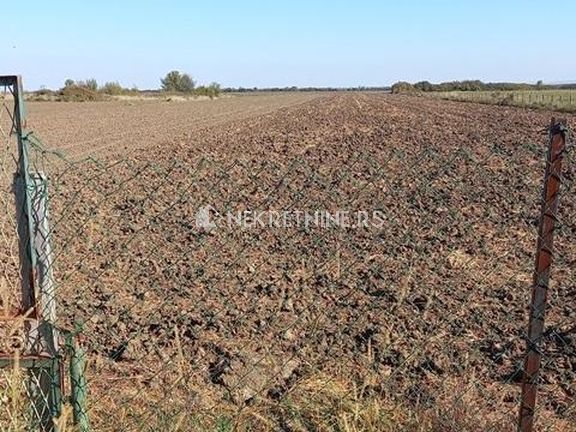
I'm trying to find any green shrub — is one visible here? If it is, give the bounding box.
[161,71,195,93]
[58,85,104,102]
[85,78,98,91]
[100,81,124,95]
[196,82,221,99]
[62,78,98,92]
[391,81,417,94]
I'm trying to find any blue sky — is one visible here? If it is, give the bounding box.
[2,0,575,90]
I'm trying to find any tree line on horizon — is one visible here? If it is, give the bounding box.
[159,71,221,98]
[218,81,576,93]
[221,85,391,92]
[31,76,576,99]
[32,71,222,101]
[390,80,576,94]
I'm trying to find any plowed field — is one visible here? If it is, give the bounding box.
[21,94,576,431]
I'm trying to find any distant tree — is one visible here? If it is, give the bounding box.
[85,78,98,91]
[64,79,75,88]
[207,82,221,99]
[100,81,124,95]
[161,71,195,92]
[195,82,221,99]
[414,81,433,92]
[390,79,549,93]
[391,81,416,94]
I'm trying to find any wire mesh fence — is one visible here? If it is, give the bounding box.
[0,82,574,431]
[0,77,59,430]
[0,79,21,350]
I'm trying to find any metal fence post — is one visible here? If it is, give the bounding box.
[68,336,89,432]
[518,118,567,432]
[30,173,62,429]
[2,74,62,431]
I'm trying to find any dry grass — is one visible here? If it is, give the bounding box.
[238,373,517,432]
[82,343,576,432]
[0,353,28,432]
[83,364,547,432]
[3,356,573,432]
[430,89,576,112]
[0,353,75,432]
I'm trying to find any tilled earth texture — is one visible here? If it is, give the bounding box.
[24,94,576,431]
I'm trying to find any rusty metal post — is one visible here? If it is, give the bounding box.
[518,118,567,432]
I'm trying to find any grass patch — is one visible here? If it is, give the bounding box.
[430,89,576,112]
[0,354,28,432]
[84,368,537,431]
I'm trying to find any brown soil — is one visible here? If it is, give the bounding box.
[16,94,576,430]
[26,93,323,159]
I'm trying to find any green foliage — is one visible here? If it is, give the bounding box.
[414,80,434,92]
[63,78,98,92]
[391,82,416,94]
[432,80,485,91]
[392,79,554,93]
[58,85,103,102]
[195,82,221,99]
[84,78,98,91]
[60,79,138,97]
[100,81,124,95]
[215,416,233,432]
[433,89,576,112]
[223,85,392,92]
[161,71,195,93]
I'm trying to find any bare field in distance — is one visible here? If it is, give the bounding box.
[26,92,325,159]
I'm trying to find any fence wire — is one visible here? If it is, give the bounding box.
[1,78,64,431]
[432,90,576,112]
[0,82,22,349]
[1,89,575,432]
